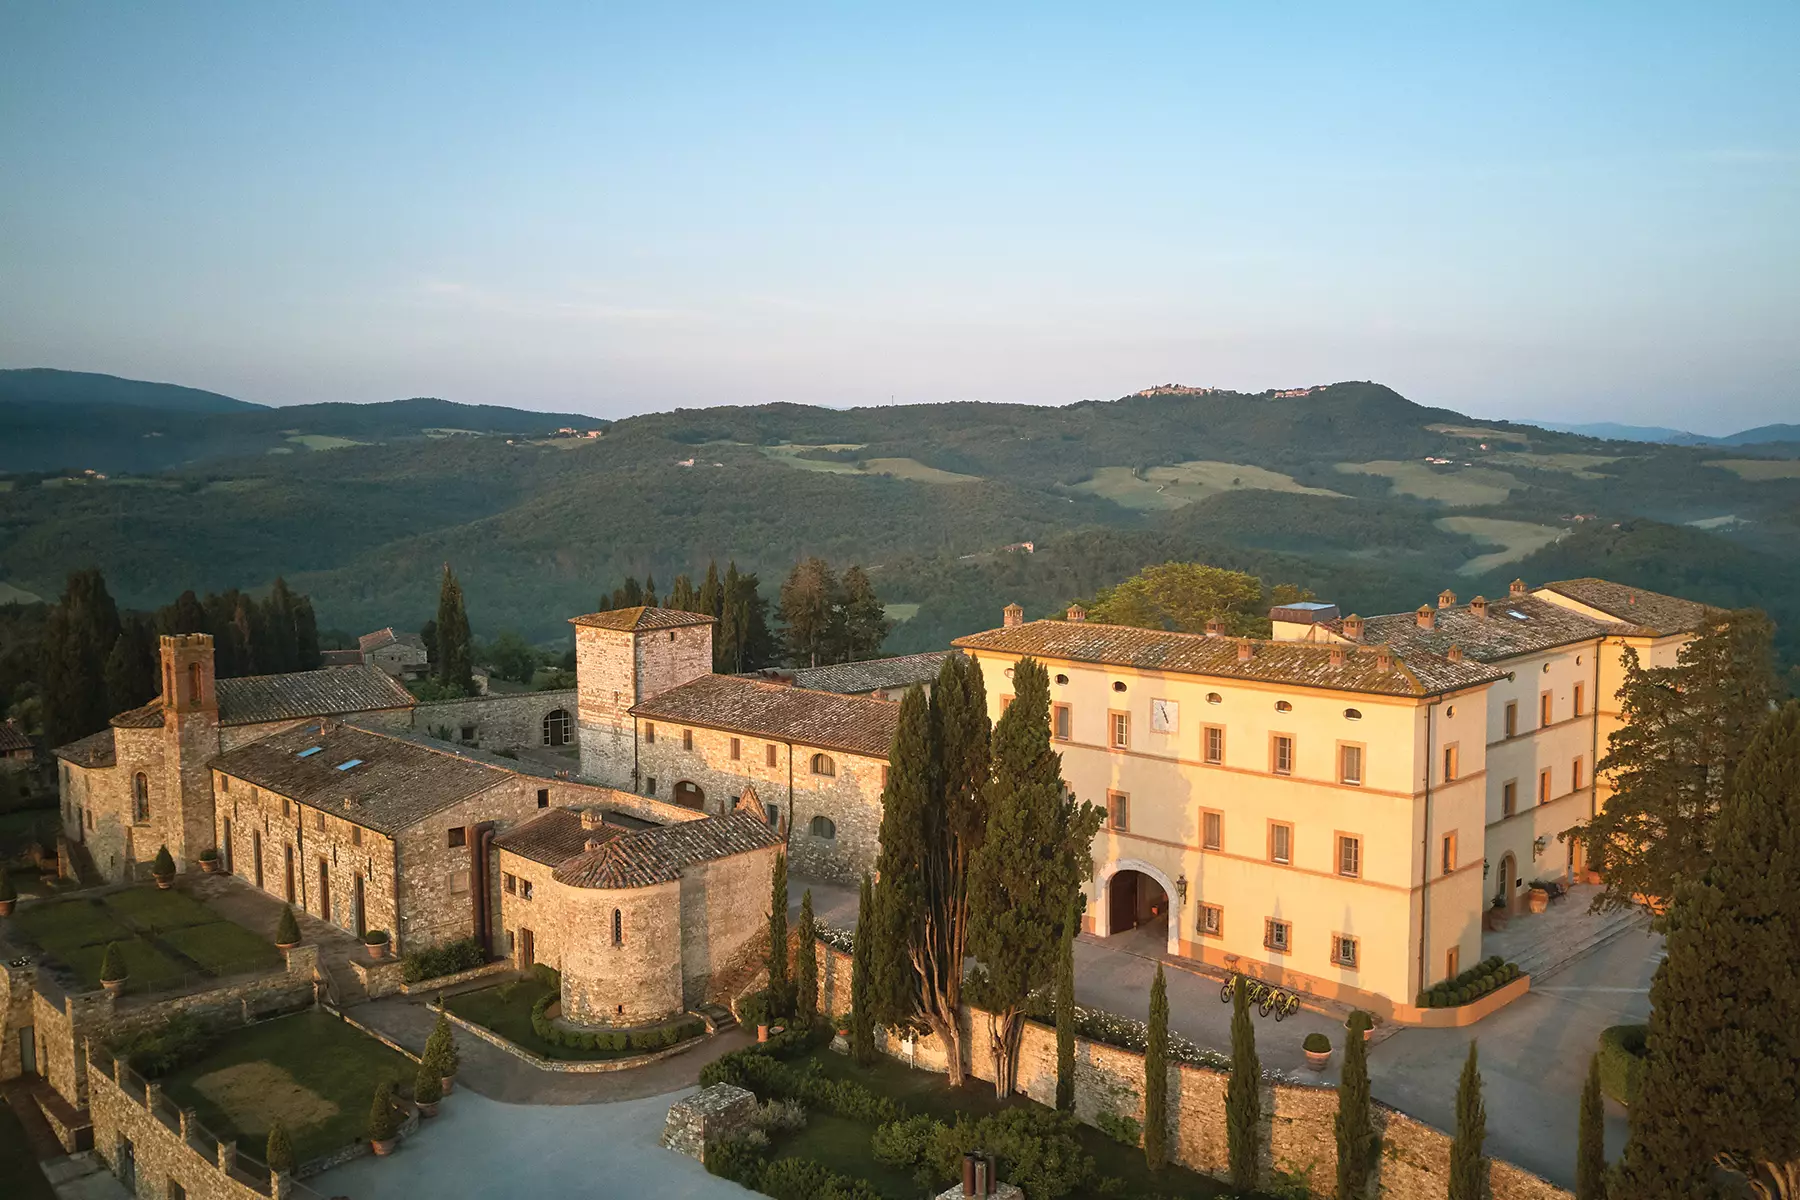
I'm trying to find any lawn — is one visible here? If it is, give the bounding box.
[446,979,701,1061]
[1071,461,1343,511]
[11,888,281,992]
[1434,516,1567,576]
[160,1010,415,1163]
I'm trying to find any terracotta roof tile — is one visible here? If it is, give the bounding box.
[631,675,900,757]
[788,651,957,696]
[551,811,782,889]
[110,701,164,729]
[54,728,116,769]
[0,722,30,754]
[215,667,414,727]
[493,807,655,868]
[1332,596,1620,663]
[1535,578,1711,636]
[569,606,717,633]
[358,627,426,654]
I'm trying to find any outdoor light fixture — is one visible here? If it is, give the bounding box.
[1175,874,1188,904]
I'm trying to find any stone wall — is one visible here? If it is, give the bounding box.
[393,778,547,953]
[813,945,1569,1200]
[411,690,579,753]
[0,960,33,1080]
[558,877,684,1026]
[678,845,777,1007]
[86,1055,271,1200]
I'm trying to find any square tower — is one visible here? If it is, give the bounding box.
[159,633,222,870]
[570,607,715,786]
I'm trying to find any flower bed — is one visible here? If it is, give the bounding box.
[1415,956,1521,1008]
[1022,991,1229,1070]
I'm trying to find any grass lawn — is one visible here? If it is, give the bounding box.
[12,888,279,991]
[0,1102,56,1200]
[444,980,660,1061]
[12,898,132,954]
[102,886,221,929]
[161,1010,414,1163]
[159,921,283,975]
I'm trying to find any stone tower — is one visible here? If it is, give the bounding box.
[570,608,715,787]
[159,634,222,870]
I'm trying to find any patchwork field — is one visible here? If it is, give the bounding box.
[1337,460,1523,506]
[1426,422,1531,445]
[1707,458,1800,481]
[1434,516,1567,576]
[883,602,921,623]
[1485,451,1620,479]
[284,433,369,451]
[11,886,281,993]
[1071,461,1344,511]
[759,444,982,484]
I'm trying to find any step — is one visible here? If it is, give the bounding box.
[694,1003,737,1033]
[1517,909,1648,982]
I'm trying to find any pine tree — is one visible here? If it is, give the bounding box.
[42,569,123,745]
[264,577,301,673]
[643,573,658,608]
[1449,1042,1488,1200]
[777,557,839,667]
[1336,1010,1374,1199]
[265,1120,295,1175]
[1577,1053,1606,1200]
[1054,895,1077,1112]
[795,889,818,1026]
[1615,702,1800,1199]
[767,852,790,1013]
[699,561,722,622]
[967,657,1101,1097]
[839,565,891,661]
[103,618,157,716]
[1226,976,1262,1191]
[1144,964,1169,1171]
[435,564,474,695]
[851,872,877,1065]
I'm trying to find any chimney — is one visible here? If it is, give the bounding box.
[1205,619,1225,638]
[1470,596,1489,618]
[1002,603,1024,628]
[584,838,600,852]
[1329,647,1345,667]
[1447,644,1464,663]
[1510,578,1528,597]
[580,808,604,831]
[1066,604,1087,623]
[1342,614,1364,641]
[1236,641,1254,662]
[1627,592,1636,606]
[1416,605,1435,630]
[1438,589,1457,609]
[1376,650,1394,671]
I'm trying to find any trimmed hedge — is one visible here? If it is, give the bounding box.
[706,1137,882,1200]
[699,1024,904,1126]
[1597,1024,1647,1106]
[400,937,486,984]
[1415,956,1521,1008]
[526,990,704,1054]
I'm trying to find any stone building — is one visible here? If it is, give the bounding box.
[777,649,956,701]
[0,717,33,771]
[358,626,430,679]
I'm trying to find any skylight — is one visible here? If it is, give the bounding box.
[335,758,363,771]
[1506,612,1530,621]
[297,746,322,757]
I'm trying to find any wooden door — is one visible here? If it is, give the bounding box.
[317,858,331,923]
[252,831,263,888]
[519,928,535,970]
[284,846,295,903]
[221,819,233,874]
[353,875,366,938]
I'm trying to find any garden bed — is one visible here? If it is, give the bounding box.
[443,977,704,1062]
[9,887,282,992]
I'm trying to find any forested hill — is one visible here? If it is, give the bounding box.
[0,368,260,414]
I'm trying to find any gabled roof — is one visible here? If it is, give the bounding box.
[788,651,957,696]
[1327,595,1622,663]
[493,806,657,868]
[631,674,901,758]
[550,811,782,889]
[953,621,1503,698]
[570,606,716,633]
[359,627,427,654]
[0,721,31,754]
[1534,578,1711,637]
[54,728,117,769]
[215,667,414,727]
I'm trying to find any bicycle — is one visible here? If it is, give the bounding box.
[1218,974,1302,1020]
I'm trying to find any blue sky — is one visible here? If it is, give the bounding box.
[1,3,1795,431]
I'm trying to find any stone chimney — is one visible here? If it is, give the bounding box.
[1470,596,1489,619]
[1376,649,1394,672]
[1205,618,1225,638]
[1510,578,1528,597]
[1342,614,1364,641]
[1438,589,1457,609]
[584,838,600,853]
[1002,603,1024,628]
[1447,644,1464,663]
[1415,605,1435,630]
[1236,641,1254,662]
[1329,647,1345,667]
[1066,604,1086,623]
[580,808,605,831]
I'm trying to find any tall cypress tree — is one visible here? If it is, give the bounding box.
[1144,964,1169,1172]
[291,594,321,669]
[767,851,790,1013]
[1336,1010,1374,1199]
[1577,1053,1607,1200]
[158,589,209,637]
[435,564,473,695]
[716,563,741,672]
[667,573,698,613]
[1054,895,1077,1112]
[795,889,818,1026]
[1449,1042,1488,1200]
[1226,977,1262,1191]
[103,617,158,716]
[1615,702,1800,1199]
[699,561,722,623]
[851,872,877,1066]
[43,569,123,745]
[643,573,658,608]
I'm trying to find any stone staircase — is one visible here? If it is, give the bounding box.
[1508,904,1649,982]
[695,1003,738,1033]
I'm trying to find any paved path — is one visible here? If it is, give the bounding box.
[317,1088,752,1200]
[184,873,372,1003]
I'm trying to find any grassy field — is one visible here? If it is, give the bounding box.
[758,444,983,484]
[1071,461,1344,511]
[11,887,281,992]
[161,1010,415,1162]
[1336,460,1522,506]
[1434,516,1567,576]
[1425,422,1530,444]
[1485,451,1620,479]
[285,433,369,451]
[0,581,42,603]
[444,979,650,1061]
[883,602,921,623]
[1706,458,1800,481]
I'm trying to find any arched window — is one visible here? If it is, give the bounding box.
[1344,708,1363,721]
[810,815,837,840]
[611,909,624,946]
[133,773,150,823]
[673,781,706,810]
[810,753,836,777]
[1206,692,1222,705]
[542,708,572,747]
[1275,700,1293,713]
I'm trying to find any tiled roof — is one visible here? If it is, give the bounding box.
[111,701,164,729]
[570,606,716,633]
[212,722,505,834]
[953,621,1504,698]
[0,722,30,754]
[349,719,588,783]
[631,675,901,758]
[54,728,116,769]
[493,807,657,868]
[788,651,957,696]
[551,811,782,889]
[320,649,365,667]
[215,667,414,727]
[1330,596,1624,664]
[1535,578,1711,636]
[359,627,426,654]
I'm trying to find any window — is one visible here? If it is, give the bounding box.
[1339,744,1363,786]
[1441,832,1458,875]
[730,737,741,761]
[504,873,517,895]
[220,775,230,793]
[1446,946,1460,980]
[1539,768,1552,805]
[521,879,533,900]
[1000,695,1014,713]
[810,815,836,840]
[1109,712,1130,749]
[1107,791,1129,831]
[1206,692,1222,705]
[1203,726,1224,765]
[1502,780,1518,818]
[542,709,572,747]
[169,1177,186,1200]
[1573,682,1586,717]
[1331,934,1359,969]
[1111,680,1126,693]
[447,827,466,849]
[450,869,470,897]
[132,773,150,823]
[537,788,549,809]
[1504,701,1518,738]
[1264,918,1291,953]
[1271,735,1294,776]
[1269,822,1293,865]
[334,758,362,772]
[811,753,836,777]
[682,729,694,751]
[1052,704,1071,742]
[1540,692,1553,728]
[1572,757,1585,791]
[1442,744,1459,782]
[188,662,202,700]
[766,744,778,768]
[459,725,476,743]
[350,825,362,847]
[1201,809,1223,851]
[1274,700,1292,713]
[644,722,655,745]
[1337,834,1362,878]
[281,798,291,818]
[1198,903,1224,937]
[645,777,657,796]
[313,812,325,832]
[611,909,623,946]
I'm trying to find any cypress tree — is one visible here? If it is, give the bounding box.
[795,889,818,1026]
[621,577,643,607]
[1336,1010,1374,1199]
[292,593,321,669]
[265,1120,295,1175]
[1054,895,1077,1112]
[1144,964,1169,1172]
[103,618,157,716]
[716,563,741,672]
[1449,1042,1487,1200]
[1226,977,1262,1191]
[158,588,209,637]
[868,686,934,1036]
[435,564,473,695]
[667,573,697,613]
[767,852,790,1013]
[699,560,722,622]
[1615,702,1800,1198]
[851,872,877,1065]
[643,573,658,608]
[777,557,839,667]
[42,569,123,745]
[839,565,891,661]
[1577,1053,1606,1200]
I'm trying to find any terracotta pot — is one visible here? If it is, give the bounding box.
[417,1101,438,1117]
[153,875,173,890]
[0,899,14,917]
[757,1024,770,1043]
[1527,887,1549,914]
[277,939,300,951]
[1583,869,1602,885]
[102,977,125,994]
[1304,1049,1332,1072]
[370,1137,396,1157]
[440,1076,454,1095]
[200,858,219,874]
[365,941,388,960]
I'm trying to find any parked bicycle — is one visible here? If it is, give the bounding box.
[1219,973,1301,1020]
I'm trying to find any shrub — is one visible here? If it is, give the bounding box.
[753,1098,809,1135]
[414,1060,442,1105]
[874,1114,946,1179]
[931,1107,1096,1200]
[362,929,389,946]
[1596,1024,1648,1106]
[423,1011,459,1076]
[400,937,484,983]
[367,1081,399,1142]
[759,1156,883,1200]
[1095,1109,1142,1147]
[116,1012,214,1077]
[1415,991,1429,1008]
[151,845,175,877]
[275,905,300,946]
[265,1120,295,1174]
[1303,1032,1332,1053]
[197,848,219,863]
[100,941,127,983]
[737,989,772,1028]
[704,1134,769,1186]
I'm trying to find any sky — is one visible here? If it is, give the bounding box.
[1,4,1795,433]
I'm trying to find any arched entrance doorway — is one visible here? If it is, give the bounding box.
[1108,869,1170,939]
[1495,851,1518,912]
[673,780,706,811]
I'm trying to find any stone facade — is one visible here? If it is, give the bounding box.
[411,690,579,754]
[660,1083,758,1163]
[561,877,684,1025]
[87,1054,274,1200]
[575,621,715,785]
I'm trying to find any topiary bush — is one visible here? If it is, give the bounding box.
[151,845,175,877]
[265,1120,295,1174]
[367,1081,399,1142]
[1303,1032,1332,1053]
[423,1011,459,1077]
[414,1060,442,1105]
[1596,1024,1648,1105]
[275,905,300,946]
[100,941,127,983]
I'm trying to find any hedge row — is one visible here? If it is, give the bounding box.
[707,1139,882,1200]
[699,1024,902,1127]
[527,990,704,1053]
[400,937,486,984]
[1415,956,1521,1008]
[1597,1023,1647,1106]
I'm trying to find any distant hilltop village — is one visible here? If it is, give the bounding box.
[1134,383,1327,399]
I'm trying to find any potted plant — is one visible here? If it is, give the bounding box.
[1484,896,1509,931]
[367,1080,400,1155]
[1346,1010,1375,1042]
[362,929,390,960]
[100,941,128,994]
[274,904,301,950]
[1303,1032,1332,1071]
[423,1013,459,1093]
[738,990,771,1042]
[1527,882,1550,914]
[413,1061,442,1117]
[265,1121,295,1177]
[830,1012,852,1053]
[198,848,220,874]
[0,868,16,917]
[151,845,176,889]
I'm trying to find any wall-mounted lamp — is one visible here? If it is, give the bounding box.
[1533,835,1551,859]
[1175,875,1188,905]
